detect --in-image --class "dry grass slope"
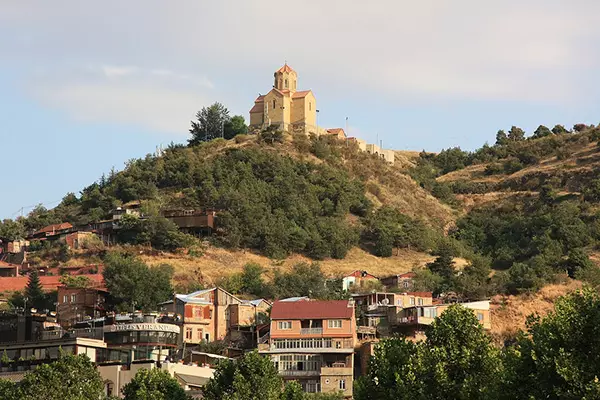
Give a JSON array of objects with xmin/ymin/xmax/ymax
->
[{"xmin": 490, "ymin": 280, "xmax": 582, "ymax": 343}]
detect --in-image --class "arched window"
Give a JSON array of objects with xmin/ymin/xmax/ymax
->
[
  {"xmin": 309, "ymin": 102, "xmax": 312, "ymax": 111},
  {"xmin": 285, "ymin": 79, "xmax": 288, "ymax": 88},
  {"xmin": 293, "ymin": 80, "xmax": 297, "ymax": 90},
  {"xmin": 272, "ymin": 99, "xmax": 276, "ymax": 110}
]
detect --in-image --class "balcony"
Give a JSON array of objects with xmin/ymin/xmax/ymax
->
[
  {"xmin": 300, "ymin": 328, "xmax": 323, "ymax": 335},
  {"xmin": 321, "ymin": 366, "xmax": 353, "ymax": 376},
  {"xmin": 279, "ymin": 369, "xmax": 321, "ymax": 377}
]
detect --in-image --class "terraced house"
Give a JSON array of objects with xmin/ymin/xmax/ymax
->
[{"xmin": 259, "ymin": 299, "xmax": 356, "ymax": 397}]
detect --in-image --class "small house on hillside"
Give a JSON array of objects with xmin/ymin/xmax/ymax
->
[{"xmin": 342, "ymin": 270, "xmax": 379, "ymax": 291}]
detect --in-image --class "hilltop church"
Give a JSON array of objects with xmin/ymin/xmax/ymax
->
[{"xmin": 249, "ymin": 64, "xmax": 318, "ymax": 134}]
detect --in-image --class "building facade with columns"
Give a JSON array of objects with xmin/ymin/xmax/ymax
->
[{"xmin": 249, "ymin": 64, "xmax": 318, "ymax": 134}]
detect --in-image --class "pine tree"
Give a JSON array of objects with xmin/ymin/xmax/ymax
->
[{"xmin": 25, "ymin": 269, "xmax": 45, "ymax": 311}]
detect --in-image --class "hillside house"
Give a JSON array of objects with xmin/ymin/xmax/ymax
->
[
  {"xmin": 162, "ymin": 209, "xmax": 216, "ymax": 235},
  {"xmin": 57, "ymin": 284, "xmax": 109, "ymax": 328},
  {"xmin": 342, "ymin": 270, "xmax": 379, "ymax": 291},
  {"xmin": 163, "ymin": 287, "xmax": 270, "ymax": 345},
  {"xmin": 391, "ymin": 300, "xmax": 491, "ymax": 340},
  {"xmin": 353, "ymin": 291, "xmax": 433, "ymax": 338},
  {"xmin": 380, "ymin": 272, "xmax": 416, "ymax": 290},
  {"xmin": 259, "ymin": 300, "xmax": 356, "ymax": 397}
]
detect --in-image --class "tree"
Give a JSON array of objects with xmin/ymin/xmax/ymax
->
[
  {"xmin": 25, "ymin": 269, "xmax": 46, "ymax": 310},
  {"xmin": 224, "ymin": 115, "xmax": 248, "ymax": 140},
  {"xmin": 500, "ymin": 289, "xmax": 600, "ymax": 399},
  {"xmin": 202, "ymin": 351, "xmax": 282, "ymax": 400},
  {"xmin": 0, "ymin": 219, "xmax": 25, "ymax": 241},
  {"xmin": 280, "ymin": 381, "xmax": 305, "ymax": 400},
  {"xmin": 495, "ymin": 130, "xmax": 508, "ymax": 146},
  {"xmin": 17, "ymin": 353, "xmax": 105, "ymax": 400},
  {"xmin": 0, "ymin": 380, "xmax": 18, "ymax": 400},
  {"xmin": 531, "ymin": 125, "xmax": 552, "ymax": 139},
  {"xmin": 354, "ymin": 337, "xmax": 424, "ymax": 400},
  {"xmin": 507, "ymin": 126, "xmax": 525, "ymax": 142},
  {"xmin": 122, "ymin": 368, "xmax": 190, "ymax": 400},
  {"xmin": 102, "ymin": 251, "xmax": 174, "ymax": 311},
  {"xmin": 240, "ymin": 263, "xmax": 266, "ymax": 297},
  {"xmin": 426, "ymin": 249, "xmax": 456, "ymax": 295},
  {"xmin": 189, "ymin": 102, "xmax": 231, "ymax": 145},
  {"xmin": 552, "ymin": 124, "xmax": 569, "ymax": 135},
  {"xmin": 421, "ymin": 305, "xmax": 501, "ymax": 400}
]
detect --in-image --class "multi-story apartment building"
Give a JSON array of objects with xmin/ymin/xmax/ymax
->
[
  {"xmin": 259, "ymin": 300, "xmax": 356, "ymax": 397},
  {"xmin": 353, "ymin": 291, "xmax": 433, "ymax": 337},
  {"xmin": 163, "ymin": 287, "xmax": 270, "ymax": 345},
  {"xmin": 391, "ymin": 300, "xmax": 491, "ymax": 340}
]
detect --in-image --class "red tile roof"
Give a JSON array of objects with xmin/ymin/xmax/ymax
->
[
  {"xmin": 35, "ymin": 223, "xmax": 73, "ymax": 235},
  {"xmin": 0, "ymin": 274, "xmax": 105, "ymax": 293},
  {"xmin": 292, "ymin": 90, "xmax": 311, "ymax": 98},
  {"xmin": 249, "ymin": 103, "xmax": 264, "ymax": 113},
  {"xmin": 270, "ymin": 300, "xmax": 353, "ymax": 320},
  {"xmin": 326, "ymin": 128, "xmax": 345, "ymax": 136},
  {"xmin": 254, "ymin": 95, "xmax": 265, "ymax": 102},
  {"xmin": 276, "ymin": 64, "xmax": 295, "ymax": 73}
]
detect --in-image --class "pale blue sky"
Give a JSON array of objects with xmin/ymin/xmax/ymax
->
[{"xmin": 2, "ymin": 0, "xmax": 600, "ymax": 219}]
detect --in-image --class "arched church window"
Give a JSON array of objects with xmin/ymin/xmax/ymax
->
[
  {"xmin": 273, "ymin": 99, "xmax": 276, "ymax": 110},
  {"xmin": 285, "ymin": 79, "xmax": 288, "ymax": 88},
  {"xmin": 309, "ymin": 102, "xmax": 312, "ymax": 111}
]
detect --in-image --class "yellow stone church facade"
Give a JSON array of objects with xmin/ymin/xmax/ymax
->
[{"xmin": 249, "ymin": 64, "xmax": 318, "ymax": 134}]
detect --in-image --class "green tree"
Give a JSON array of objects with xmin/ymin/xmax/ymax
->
[
  {"xmin": 495, "ymin": 130, "xmax": 508, "ymax": 146},
  {"xmin": 241, "ymin": 263, "xmax": 266, "ymax": 297},
  {"xmin": 189, "ymin": 102, "xmax": 231, "ymax": 145},
  {"xmin": 202, "ymin": 351, "xmax": 282, "ymax": 400},
  {"xmin": 280, "ymin": 381, "xmax": 304, "ymax": 400},
  {"xmin": 354, "ymin": 337, "xmax": 424, "ymax": 400},
  {"xmin": 500, "ymin": 289, "xmax": 600, "ymax": 399},
  {"xmin": 122, "ymin": 368, "xmax": 190, "ymax": 400},
  {"xmin": 583, "ymin": 178, "xmax": 600, "ymax": 202},
  {"xmin": 0, "ymin": 379, "xmax": 18, "ymax": 400},
  {"xmin": 552, "ymin": 124, "xmax": 569, "ymax": 135},
  {"xmin": 426, "ymin": 249, "xmax": 456, "ymax": 295},
  {"xmin": 224, "ymin": 115, "xmax": 248, "ymax": 140},
  {"xmin": 272, "ymin": 263, "xmax": 332, "ymax": 299},
  {"xmin": 507, "ymin": 126, "xmax": 525, "ymax": 142},
  {"xmin": 0, "ymin": 219, "xmax": 25, "ymax": 240},
  {"xmin": 421, "ymin": 305, "xmax": 501, "ymax": 400},
  {"xmin": 102, "ymin": 251, "xmax": 174, "ymax": 311},
  {"xmin": 18, "ymin": 353, "xmax": 105, "ymax": 400},
  {"xmin": 25, "ymin": 269, "xmax": 46, "ymax": 310},
  {"xmin": 531, "ymin": 125, "xmax": 553, "ymax": 139}
]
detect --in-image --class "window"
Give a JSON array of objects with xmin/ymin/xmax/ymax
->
[
  {"xmin": 272, "ymin": 99, "xmax": 276, "ymax": 110},
  {"xmin": 409, "ymin": 297, "xmax": 415, "ymax": 305},
  {"xmin": 424, "ymin": 307, "xmax": 437, "ymax": 318},
  {"xmin": 278, "ymin": 321, "xmax": 292, "ymax": 330},
  {"xmin": 204, "ymin": 333, "xmax": 210, "ymax": 341},
  {"xmin": 339, "ymin": 379, "xmax": 346, "ymax": 390},
  {"xmin": 418, "ymin": 298, "xmax": 423, "ymax": 306},
  {"xmin": 328, "ymin": 320, "xmax": 342, "ymax": 328},
  {"xmin": 285, "ymin": 79, "xmax": 288, "ymax": 88},
  {"xmin": 185, "ymin": 328, "xmax": 192, "ymax": 340},
  {"xmin": 477, "ymin": 312, "xmax": 484, "ymax": 321},
  {"xmin": 71, "ymin": 294, "xmax": 77, "ymax": 303},
  {"xmin": 403, "ymin": 281, "xmax": 410, "ymax": 288},
  {"xmin": 309, "ymin": 102, "xmax": 312, "ymax": 111},
  {"xmin": 197, "ymin": 329, "xmax": 203, "ymax": 340},
  {"xmin": 396, "ymin": 299, "xmax": 403, "ymax": 306},
  {"xmin": 63, "ymin": 295, "xmax": 68, "ymax": 303},
  {"xmin": 209, "ymin": 309, "xmax": 213, "ymax": 319}
]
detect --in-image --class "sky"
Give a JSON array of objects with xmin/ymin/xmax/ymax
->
[{"xmin": 1, "ymin": 0, "xmax": 600, "ymax": 219}]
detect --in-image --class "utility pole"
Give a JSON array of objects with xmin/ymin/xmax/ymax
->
[{"xmin": 316, "ymin": 109, "xmax": 320, "ymax": 135}]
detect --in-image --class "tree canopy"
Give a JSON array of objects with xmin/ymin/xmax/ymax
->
[
  {"xmin": 122, "ymin": 368, "xmax": 191, "ymax": 400},
  {"xmin": 102, "ymin": 251, "xmax": 174, "ymax": 311}
]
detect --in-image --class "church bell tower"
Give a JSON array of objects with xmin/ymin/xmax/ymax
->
[{"xmin": 273, "ymin": 63, "xmax": 298, "ymax": 93}]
